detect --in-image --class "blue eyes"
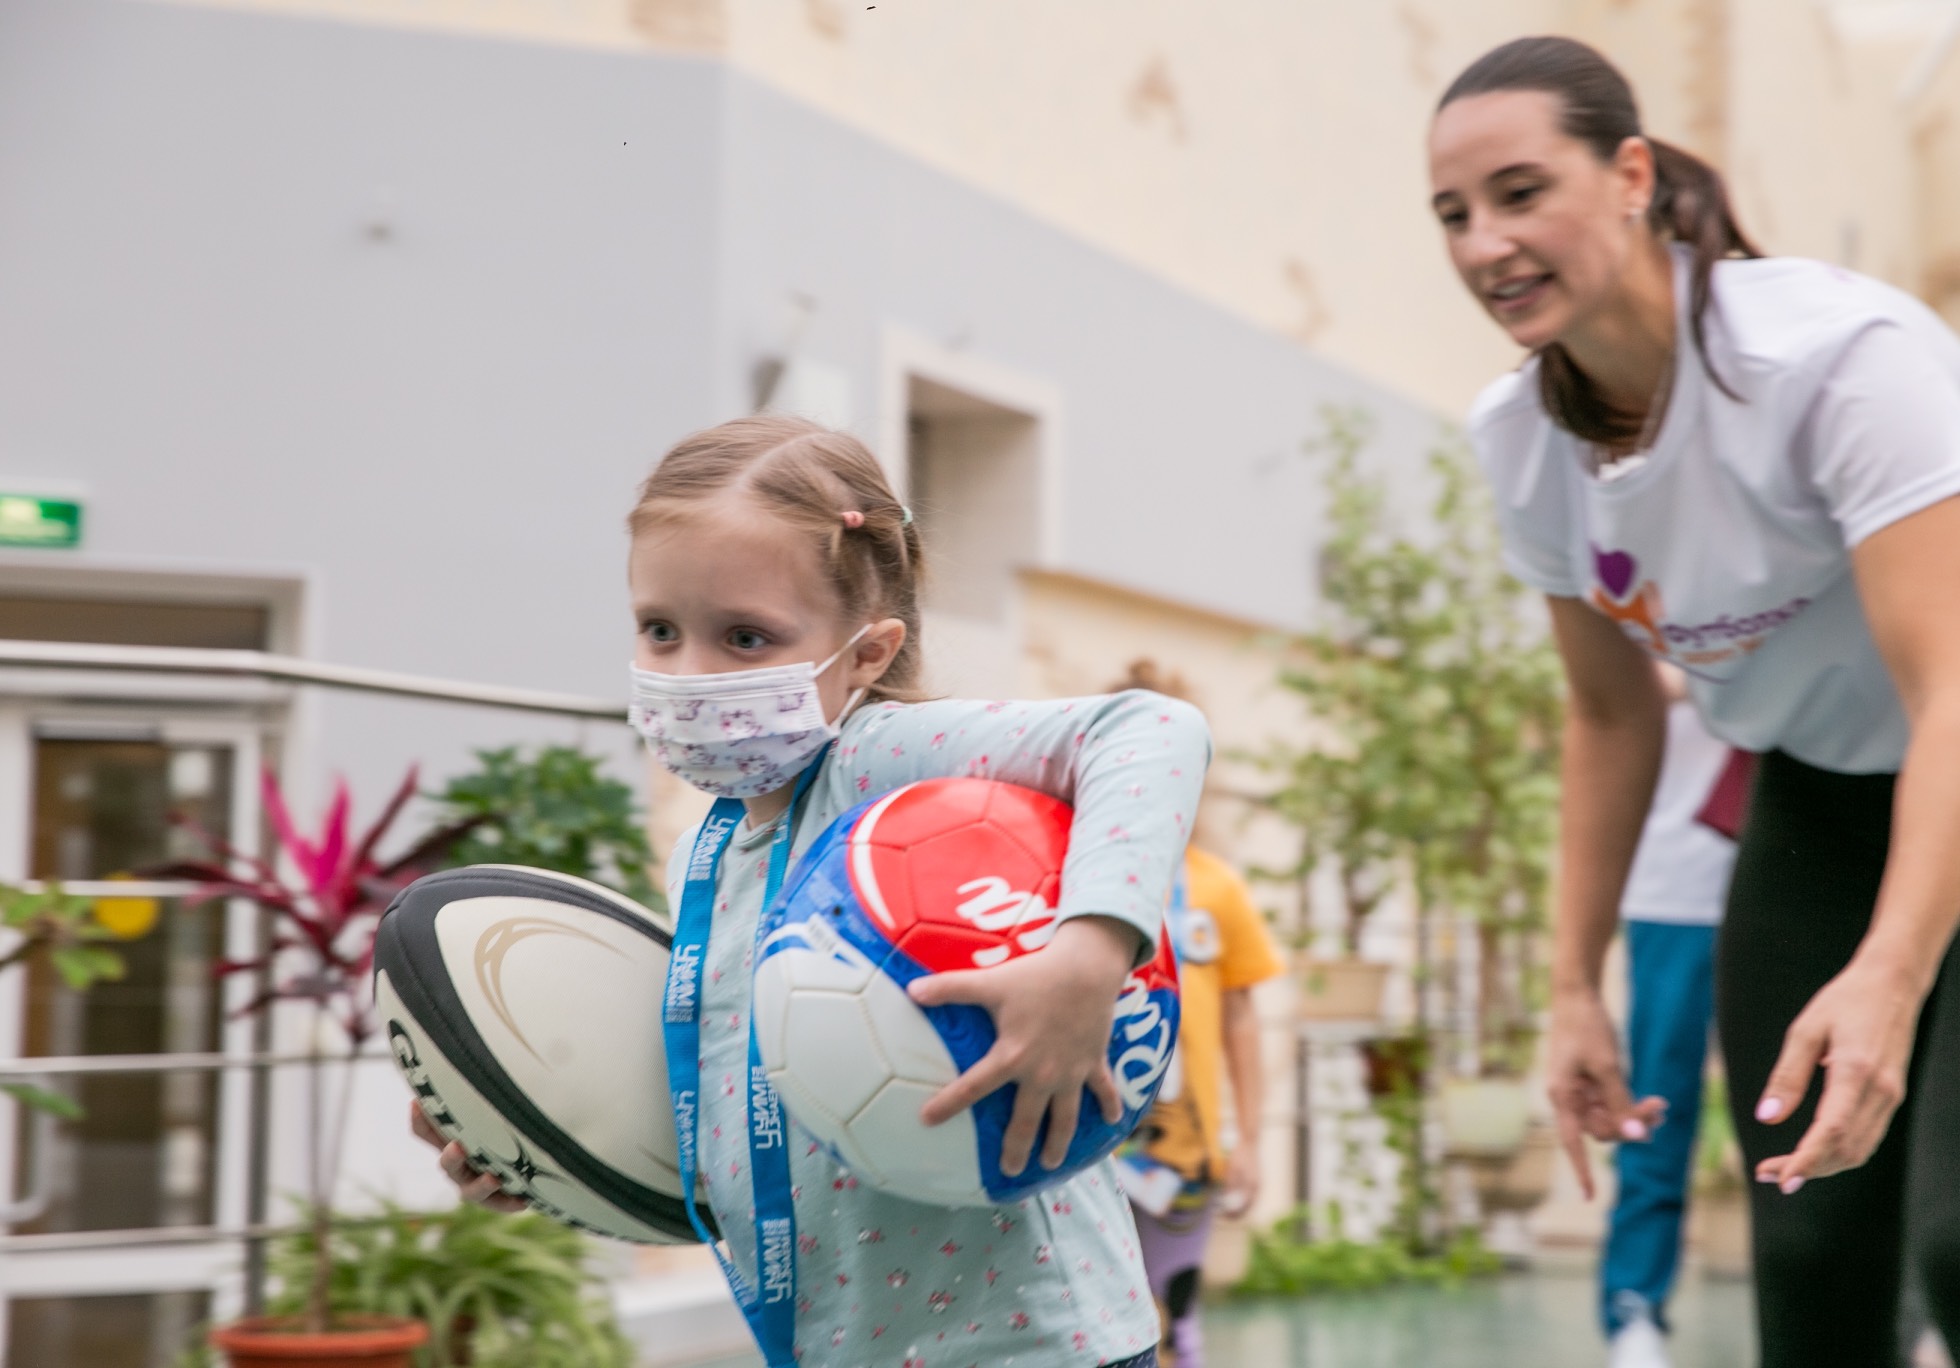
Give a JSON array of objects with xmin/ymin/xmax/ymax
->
[
  {"xmin": 641, "ymin": 623, "xmax": 771, "ymax": 651},
  {"xmin": 728, "ymin": 630, "xmax": 768, "ymax": 651},
  {"xmin": 644, "ymin": 622, "xmax": 679, "ymax": 643}
]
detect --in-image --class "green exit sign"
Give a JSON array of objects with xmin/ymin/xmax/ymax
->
[{"xmin": 0, "ymin": 494, "xmax": 82, "ymax": 549}]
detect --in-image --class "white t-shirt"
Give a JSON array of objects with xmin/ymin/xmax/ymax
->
[
  {"xmin": 1621, "ymin": 700, "xmax": 1736, "ymax": 925},
  {"xmin": 1470, "ymin": 251, "xmax": 1960, "ymax": 774}
]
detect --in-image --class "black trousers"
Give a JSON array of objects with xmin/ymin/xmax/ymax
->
[{"xmin": 1716, "ymin": 751, "xmax": 1960, "ymax": 1366}]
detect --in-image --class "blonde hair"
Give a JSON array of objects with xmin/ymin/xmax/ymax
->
[{"xmin": 629, "ymin": 416, "xmax": 927, "ymax": 702}]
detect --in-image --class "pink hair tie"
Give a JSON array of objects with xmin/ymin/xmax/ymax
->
[{"xmin": 840, "ymin": 510, "xmax": 865, "ymax": 529}]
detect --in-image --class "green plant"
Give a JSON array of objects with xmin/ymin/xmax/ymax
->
[
  {"xmin": 1695, "ymin": 1071, "xmax": 1744, "ymax": 1196},
  {"xmin": 431, "ymin": 746, "xmax": 661, "ymax": 912},
  {"xmin": 175, "ymin": 1202, "xmax": 634, "ymax": 1368},
  {"xmin": 1235, "ymin": 1204, "xmax": 1501, "ymax": 1298},
  {"xmin": 1263, "ymin": 408, "xmax": 1563, "ymax": 1073},
  {"xmin": 276, "ymin": 1200, "xmax": 632, "ymax": 1368},
  {"xmin": 153, "ymin": 768, "xmax": 477, "ymax": 1335},
  {"xmin": 0, "ymin": 884, "xmax": 126, "ymax": 1119}
]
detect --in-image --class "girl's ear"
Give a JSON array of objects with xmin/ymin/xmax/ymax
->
[
  {"xmin": 846, "ymin": 617, "xmax": 907, "ymax": 691},
  {"xmin": 1614, "ymin": 134, "xmax": 1657, "ymax": 221}
]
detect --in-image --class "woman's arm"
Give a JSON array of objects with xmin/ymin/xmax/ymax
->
[
  {"xmin": 1753, "ymin": 494, "xmax": 1960, "ymax": 1190},
  {"xmin": 1543, "ymin": 595, "xmax": 1670, "ymax": 1198}
]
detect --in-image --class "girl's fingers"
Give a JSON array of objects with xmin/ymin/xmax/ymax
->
[
  {"xmin": 1040, "ymin": 1088, "xmax": 1081, "ymax": 1170},
  {"xmin": 907, "ymin": 969, "xmax": 992, "ymax": 1010},
  {"xmin": 918, "ymin": 1048, "xmax": 1012, "ymax": 1127},
  {"xmin": 998, "ymin": 1084, "xmax": 1048, "ymax": 1178},
  {"xmin": 1087, "ymin": 1063, "xmax": 1123, "ymax": 1125},
  {"xmin": 408, "ymin": 1099, "xmax": 445, "ymax": 1150}
]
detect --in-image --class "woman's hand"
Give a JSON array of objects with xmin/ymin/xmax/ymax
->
[
  {"xmin": 1546, "ymin": 988, "xmax": 1667, "ymax": 1200},
  {"xmin": 408, "ymin": 1099, "xmax": 527, "ymax": 1213},
  {"xmin": 909, "ymin": 915, "xmax": 1141, "ymax": 1178},
  {"xmin": 1751, "ymin": 956, "xmax": 1924, "ymax": 1193}
]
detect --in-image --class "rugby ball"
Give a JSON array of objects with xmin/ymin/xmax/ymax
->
[
  {"xmin": 373, "ymin": 865, "xmax": 710, "ymax": 1244},
  {"xmin": 752, "ymin": 778, "xmax": 1181, "ymax": 1207}
]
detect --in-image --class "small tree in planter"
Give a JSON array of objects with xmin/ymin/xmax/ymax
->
[
  {"xmin": 0, "ymin": 884, "xmax": 127, "ymax": 1120},
  {"xmin": 1264, "ymin": 409, "xmax": 1564, "ymax": 1242},
  {"xmin": 154, "ymin": 768, "xmax": 476, "ymax": 1365}
]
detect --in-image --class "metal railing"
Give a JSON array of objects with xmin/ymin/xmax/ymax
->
[
  {"xmin": 0, "ymin": 638, "xmax": 625, "ymax": 721},
  {"xmin": 0, "ymin": 637, "xmax": 627, "ymax": 1302}
]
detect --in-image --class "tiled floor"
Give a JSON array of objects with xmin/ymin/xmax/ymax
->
[{"xmin": 680, "ymin": 1266, "xmax": 1758, "ymax": 1366}]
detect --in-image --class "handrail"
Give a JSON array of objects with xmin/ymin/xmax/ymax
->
[
  {"xmin": 0, "ymin": 1048, "xmax": 389, "ymax": 1078},
  {"xmin": 0, "ymin": 638, "xmax": 625, "ymax": 721}
]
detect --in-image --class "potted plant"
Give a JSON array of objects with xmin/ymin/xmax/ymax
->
[
  {"xmin": 0, "ymin": 883, "xmax": 127, "ymax": 1122},
  {"xmin": 155, "ymin": 767, "xmax": 476, "ymax": 1368},
  {"xmin": 428, "ymin": 745, "xmax": 661, "ymax": 911},
  {"xmin": 258, "ymin": 1199, "xmax": 634, "ymax": 1367}
]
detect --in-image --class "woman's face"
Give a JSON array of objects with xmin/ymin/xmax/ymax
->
[{"xmin": 1427, "ymin": 89, "xmax": 1651, "ymax": 351}]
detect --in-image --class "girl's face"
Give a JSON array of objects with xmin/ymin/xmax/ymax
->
[
  {"xmin": 628, "ymin": 492, "xmax": 899, "ymax": 722},
  {"xmin": 1427, "ymin": 89, "xmax": 1654, "ymax": 351}
]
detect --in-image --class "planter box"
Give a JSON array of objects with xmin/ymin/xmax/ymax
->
[
  {"xmin": 1294, "ymin": 956, "xmax": 1389, "ymax": 1023},
  {"xmin": 1463, "ymin": 1121, "xmax": 1558, "ymax": 1215},
  {"xmin": 1440, "ymin": 1077, "xmax": 1534, "ymax": 1158},
  {"xmin": 210, "ymin": 1316, "xmax": 429, "ymax": 1368}
]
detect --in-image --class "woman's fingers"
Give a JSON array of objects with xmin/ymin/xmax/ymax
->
[
  {"xmin": 1755, "ymin": 1013, "xmax": 1827, "ymax": 1129},
  {"xmin": 1554, "ymin": 1102, "xmax": 1595, "ymax": 1201}
]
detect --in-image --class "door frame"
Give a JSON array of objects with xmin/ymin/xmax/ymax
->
[{"xmin": 0, "ymin": 700, "xmax": 272, "ymax": 1343}]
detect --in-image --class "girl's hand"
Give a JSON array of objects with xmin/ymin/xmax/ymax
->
[
  {"xmin": 909, "ymin": 916, "xmax": 1141, "ymax": 1178},
  {"xmin": 1546, "ymin": 988, "xmax": 1667, "ymax": 1200},
  {"xmin": 408, "ymin": 1099, "xmax": 527, "ymax": 1213},
  {"xmin": 1751, "ymin": 956, "xmax": 1922, "ymax": 1194}
]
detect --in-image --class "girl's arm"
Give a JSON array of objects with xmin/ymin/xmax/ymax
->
[
  {"xmin": 1753, "ymin": 494, "xmax": 1960, "ymax": 1191},
  {"xmin": 1543, "ymin": 595, "xmax": 1670, "ymax": 1199},
  {"xmin": 841, "ymin": 692, "xmax": 1210, "ymax": 1177}
]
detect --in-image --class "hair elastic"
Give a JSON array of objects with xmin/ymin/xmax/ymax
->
[
  {"xmin": 900, "ymin": 505, "xmax": 914, "ymax": 527},
  {"xmin": 840, "ymin": 510, "xmax": 865, "ymax": 529}
]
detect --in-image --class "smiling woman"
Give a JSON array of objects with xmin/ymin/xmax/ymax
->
[{"xmin": 1428, "ymin": 34, "xmax": 1960, "ymax": 1368}]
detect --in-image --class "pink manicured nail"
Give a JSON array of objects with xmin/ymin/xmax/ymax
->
[
  {"xmin": 1620, "ymin": 1118, "xmax": 1648, "ymax": 1142},
  {"xmin": 1756, "ymin": 1098, "xmax": 1783, "ymax": 1122},
  {"xmin": 1756, "ymin": 1171, "xmax": 1779, "ymax": 1184},
  {"xmin": 1780, "ymin": 1176, "xmax": 1805, "ymax": 1196}
]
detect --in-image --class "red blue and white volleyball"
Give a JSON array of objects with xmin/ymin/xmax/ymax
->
[{"xmin": 751, "ymin": 777, "xmax": 1182, "ymax": 1207}]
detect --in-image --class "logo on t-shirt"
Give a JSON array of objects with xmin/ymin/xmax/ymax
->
[{"xmin": 1589, "ymin": 544, "xmax": 1812, "ymax": 676}]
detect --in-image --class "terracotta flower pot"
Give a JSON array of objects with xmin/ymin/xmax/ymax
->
[{"xmin": 210, "ymin": 1315, "xmax": 430, "ymax": 1368}]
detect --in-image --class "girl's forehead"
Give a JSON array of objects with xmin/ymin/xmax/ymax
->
[{"xmin": 630, "ymin": 498, "xmax": 838, "ymax": 615}]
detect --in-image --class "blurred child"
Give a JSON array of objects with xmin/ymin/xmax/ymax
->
[{"xmin": 1107, "ymin": 661, "xmax": 1284, "ymax": 1368}]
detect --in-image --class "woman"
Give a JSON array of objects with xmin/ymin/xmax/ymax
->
[{"xmin": 1427, "ymin": 35, "xmax": 1960, "ymax": 1367}]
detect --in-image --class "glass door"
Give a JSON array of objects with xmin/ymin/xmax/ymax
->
[{"xmin": 1, "ymin": 715, "xmax": 263, "ymax": 1368}]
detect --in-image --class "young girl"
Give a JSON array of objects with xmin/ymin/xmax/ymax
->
[
  {"xmin": 419, "ymin": 415, "xmax": 1207, "ymax": 1368},
  {"xmin": 1428, "ymin": 36, "xmax": 1960, "ymax": 1367}
]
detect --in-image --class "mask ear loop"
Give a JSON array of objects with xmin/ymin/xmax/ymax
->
[{"xmin": 816, "ymin": 624, "xmax": 878, "ymax": 729}]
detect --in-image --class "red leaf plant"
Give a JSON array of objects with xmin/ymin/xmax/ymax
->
[{"xmin": 148, "ymin": 764, "xmax": 479, "ymax": 1334}]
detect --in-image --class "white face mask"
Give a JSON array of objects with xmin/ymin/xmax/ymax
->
[{"xmin": 627, "ymin": 627, "xmax": 871, "ymax": 799}]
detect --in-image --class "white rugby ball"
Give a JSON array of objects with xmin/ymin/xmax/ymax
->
[{"xmin": 373, "ymin": 865, "xmax": 710, "ymax": 1244}]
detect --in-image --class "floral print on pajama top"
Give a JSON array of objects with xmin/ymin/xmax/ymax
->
[{"xmin": 662, "ymin": 691, "xmax": 1211, "ymax": 1367}]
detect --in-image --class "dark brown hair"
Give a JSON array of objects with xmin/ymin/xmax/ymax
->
[
  {"xmin": 630, "ymin": 415, "xmax": 927, "ymax": 703},
  {"xmin": 1439, "ymin": 36, "xmax": 1762, "ymax": 445}
]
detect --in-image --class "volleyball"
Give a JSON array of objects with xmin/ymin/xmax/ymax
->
[
  {"xmin": 373, "ymin": 865, "xmax": 709, "ymax": 1244},
  {"xmin": 751, "ymin": 777, "xmax": 1182, "ymax": 1207}
]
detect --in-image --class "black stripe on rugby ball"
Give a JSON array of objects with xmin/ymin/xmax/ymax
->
[{"xmin": 374, "ymin": 865, "xmax": 715, "ymax": 1241}]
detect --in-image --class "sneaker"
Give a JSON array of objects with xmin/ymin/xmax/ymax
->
[{"xmin": 1608, "ymin": 1315, "xmax": 1672, "ymax": 1368}]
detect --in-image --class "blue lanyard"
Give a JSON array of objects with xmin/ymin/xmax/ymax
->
[{"xmin": 663, "ymin": 755, "xmax": 826, "ymax": 1368}]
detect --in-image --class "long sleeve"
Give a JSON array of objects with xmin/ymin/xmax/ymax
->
[{"xmin": 827, "ymin": 690, "xmax": 1212, "ymax": 956}]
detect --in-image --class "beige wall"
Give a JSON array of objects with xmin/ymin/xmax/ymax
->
[{"xmin": 151, "ymin": 0, "xmax": 1960, "ymax": 412}]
